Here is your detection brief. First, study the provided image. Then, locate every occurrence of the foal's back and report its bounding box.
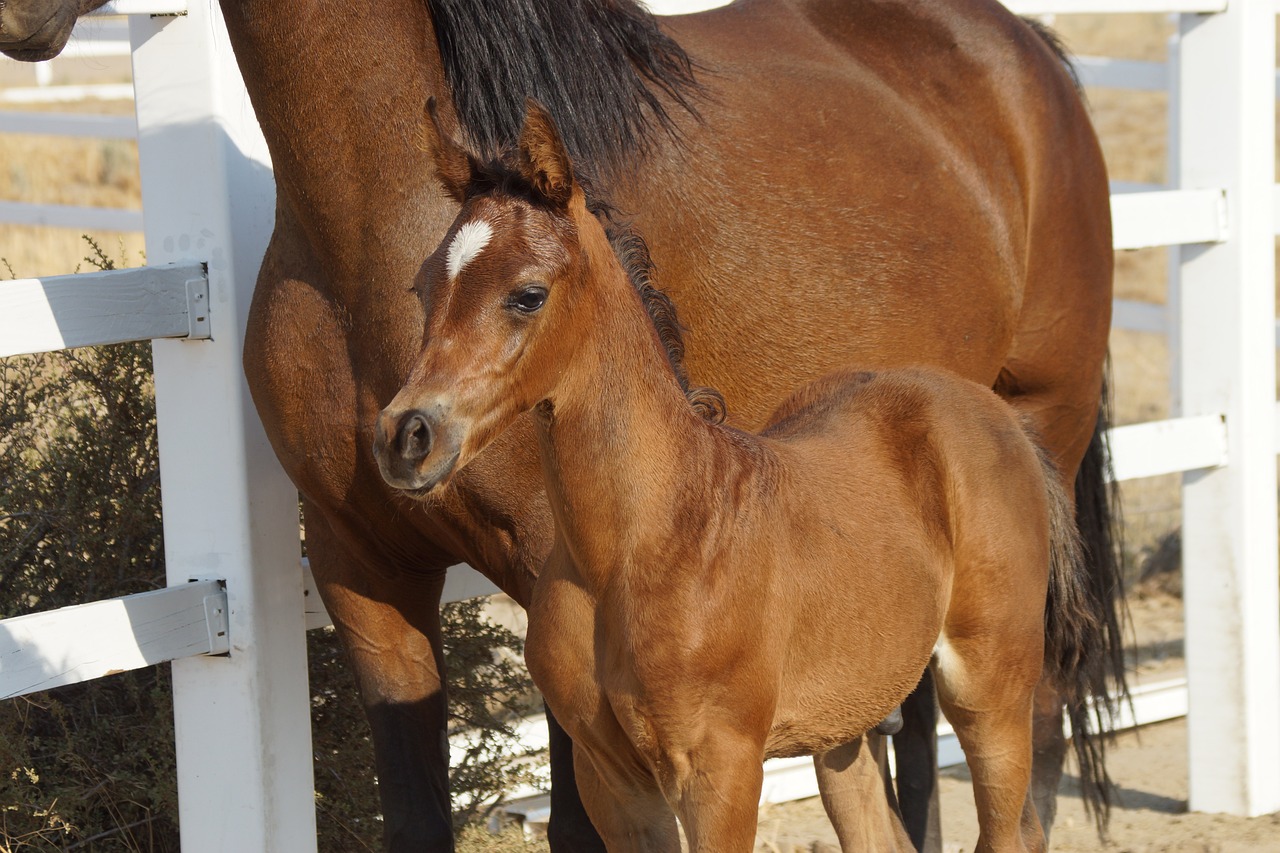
[754,366,1052,759]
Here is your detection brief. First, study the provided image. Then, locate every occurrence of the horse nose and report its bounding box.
[392,411,433,462]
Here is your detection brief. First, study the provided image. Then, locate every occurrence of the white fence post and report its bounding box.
[127,7,317,850]
[1176,2,1280,817]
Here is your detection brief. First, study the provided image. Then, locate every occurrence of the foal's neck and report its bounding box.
[536,236,752,587]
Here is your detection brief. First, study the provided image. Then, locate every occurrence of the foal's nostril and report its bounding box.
[395,413,433,460]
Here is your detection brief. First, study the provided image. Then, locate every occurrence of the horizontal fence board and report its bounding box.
[1108,414,1228,482]
[301,558,500,631]
[43,37,133,59]
[1111,181,1164,194]
[65,18,131,39]
[0,110,136,139]
[1003,1,1227,13]
[1077,56,1168,92]
[1111,189,1227,249]
[95,0,188,15]
[0,84,135,104]
[0,263,207,357]
[1113,299,1169,335]
[0,199,142,231]
[0,580,227,699]
[1113,301,1280,349]
[648,1,1230,14]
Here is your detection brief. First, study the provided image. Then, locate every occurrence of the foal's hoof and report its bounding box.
[874,706,904,736]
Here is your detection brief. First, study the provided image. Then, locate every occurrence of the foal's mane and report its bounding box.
[467,157,726,425]
[424,0,702,178]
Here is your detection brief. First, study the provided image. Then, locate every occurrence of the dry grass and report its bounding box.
[0,95,143,277]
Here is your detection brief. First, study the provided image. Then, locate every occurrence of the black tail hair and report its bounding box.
[1063,376,1129,829]
[1035,375,1127,832]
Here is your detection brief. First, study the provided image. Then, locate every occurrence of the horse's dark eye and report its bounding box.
[509,286,548,314]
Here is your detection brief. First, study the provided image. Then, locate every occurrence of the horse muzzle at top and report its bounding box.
[373,403,461,494]
[0,0,105,61]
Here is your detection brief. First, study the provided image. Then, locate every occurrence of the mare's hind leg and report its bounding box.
[933,632,1045,853]
[815,733,914,852]
[1030,681,1068,835]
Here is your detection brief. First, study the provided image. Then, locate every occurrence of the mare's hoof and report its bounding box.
[874,706,904,736]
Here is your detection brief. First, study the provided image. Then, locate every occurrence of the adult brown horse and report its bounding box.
[377,100,1106,853]
[2,1,1122,849]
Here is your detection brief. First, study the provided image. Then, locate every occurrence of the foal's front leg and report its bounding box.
[672,732,766,853]
[573,748,681,853]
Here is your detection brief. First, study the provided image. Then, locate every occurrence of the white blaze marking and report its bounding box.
[446,220,494,279]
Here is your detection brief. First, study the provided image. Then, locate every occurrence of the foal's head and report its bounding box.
[374,101,612,494]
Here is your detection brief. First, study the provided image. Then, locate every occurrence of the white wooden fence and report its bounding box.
[0,1,1276,848]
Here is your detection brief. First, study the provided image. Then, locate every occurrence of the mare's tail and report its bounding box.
[1035,381,1126,829]
[1020,16,1128,830]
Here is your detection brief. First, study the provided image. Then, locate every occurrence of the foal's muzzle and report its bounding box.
[374,406,449,492]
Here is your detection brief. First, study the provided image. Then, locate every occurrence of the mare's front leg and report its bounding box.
[815,733,914,852]
[305,504,454,851]
[895,671,944,852]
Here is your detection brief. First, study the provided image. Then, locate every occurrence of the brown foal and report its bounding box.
[375,104,1102,852]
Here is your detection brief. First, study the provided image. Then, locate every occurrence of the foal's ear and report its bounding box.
[517,99,575,208]
[423,97,473,203]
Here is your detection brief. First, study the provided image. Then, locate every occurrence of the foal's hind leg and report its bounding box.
[933,633,1045,853]
[815,733,914,852]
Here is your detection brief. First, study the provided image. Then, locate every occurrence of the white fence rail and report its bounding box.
[0,110,136,137]
[0,263,208,356]
[0,0,1277,846]
[0,580,227,698]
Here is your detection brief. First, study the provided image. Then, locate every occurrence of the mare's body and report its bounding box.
[3,1,1120,848]
[377,106,1100,852]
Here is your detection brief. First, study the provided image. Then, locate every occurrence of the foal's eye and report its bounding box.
[508,285,548,314]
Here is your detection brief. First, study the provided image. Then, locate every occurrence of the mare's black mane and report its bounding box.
[425,0,702,179]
